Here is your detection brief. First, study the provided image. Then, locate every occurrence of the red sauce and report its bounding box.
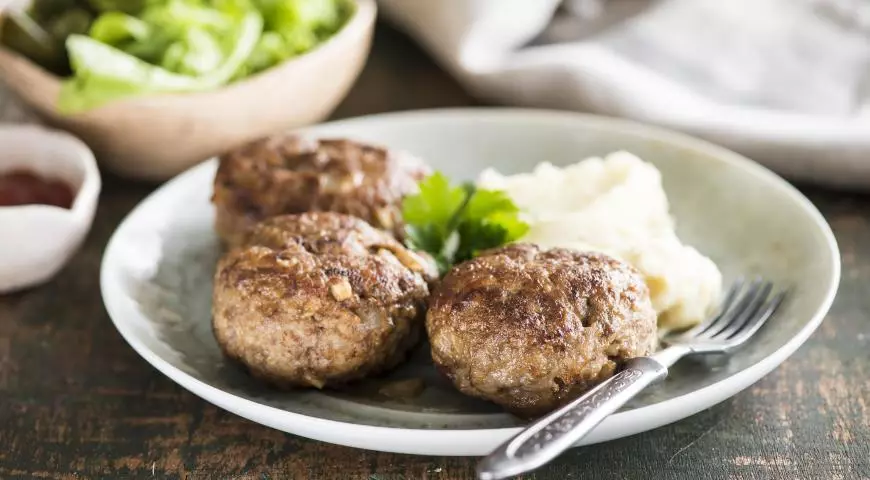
[0,170,75,209]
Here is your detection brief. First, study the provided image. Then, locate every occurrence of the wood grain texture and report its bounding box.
[0,23,869,480]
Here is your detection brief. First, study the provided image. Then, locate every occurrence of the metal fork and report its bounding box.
[477,278,787,480]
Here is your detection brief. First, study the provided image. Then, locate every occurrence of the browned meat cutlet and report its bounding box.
[212,212,436,389]
[212,134,430,246]
[426,243,658,417]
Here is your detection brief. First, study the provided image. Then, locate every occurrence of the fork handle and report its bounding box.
[477,357,668,480]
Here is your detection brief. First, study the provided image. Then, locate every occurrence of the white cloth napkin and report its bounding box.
[379,0,870,189]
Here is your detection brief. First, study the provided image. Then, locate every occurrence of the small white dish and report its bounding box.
[0,125,100,293]
[100,108,839,455]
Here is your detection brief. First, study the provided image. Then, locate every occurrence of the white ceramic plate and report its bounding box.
[100,109,840,456]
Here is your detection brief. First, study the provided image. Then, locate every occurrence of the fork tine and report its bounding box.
[701,277,762,338]
[728,290,787,345]
[684,277,744,337]
[713,282,773,339]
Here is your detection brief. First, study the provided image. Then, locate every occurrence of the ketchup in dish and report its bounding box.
[0,170,74,209]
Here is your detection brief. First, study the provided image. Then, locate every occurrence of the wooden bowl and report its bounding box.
[0,0,376,181]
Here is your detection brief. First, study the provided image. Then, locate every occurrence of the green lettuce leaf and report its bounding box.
[58,11,262,113]
[88,12,150,46]
[160,27,224,76]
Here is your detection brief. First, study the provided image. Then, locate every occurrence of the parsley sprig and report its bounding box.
[402,172,529,274]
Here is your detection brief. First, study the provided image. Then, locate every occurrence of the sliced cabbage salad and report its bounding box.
[0,0,353,112]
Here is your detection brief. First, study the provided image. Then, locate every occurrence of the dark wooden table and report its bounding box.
[1,24,869,480]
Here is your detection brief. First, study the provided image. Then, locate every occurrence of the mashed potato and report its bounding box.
[477,151,722,333]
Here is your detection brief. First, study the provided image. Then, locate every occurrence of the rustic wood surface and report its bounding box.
[1,23,869,480]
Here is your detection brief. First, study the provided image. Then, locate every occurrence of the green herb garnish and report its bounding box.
[402,172,529,274]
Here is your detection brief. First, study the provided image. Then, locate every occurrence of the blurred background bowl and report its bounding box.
[0,0,376,181]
